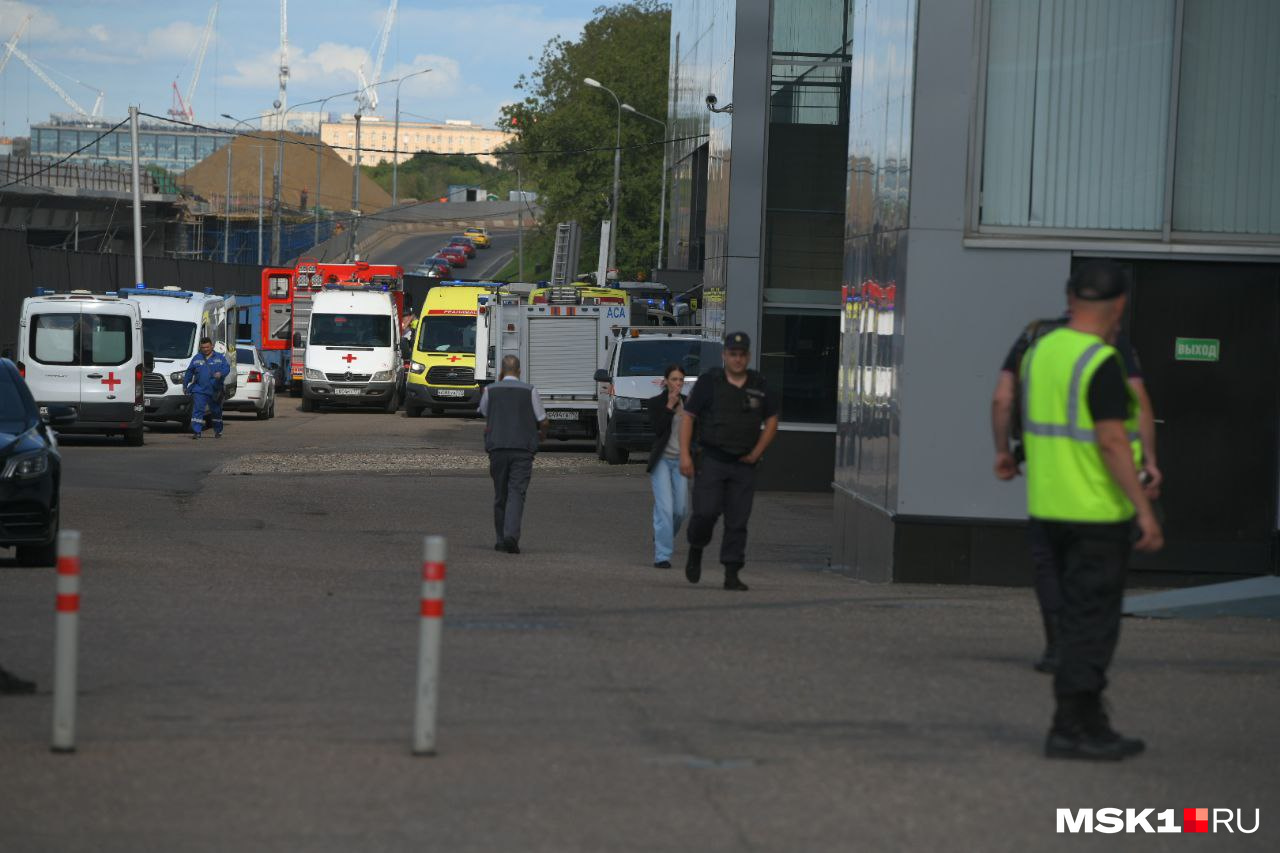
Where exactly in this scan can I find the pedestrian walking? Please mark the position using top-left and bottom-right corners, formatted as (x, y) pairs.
(1018, 260), (1163, 761)
(479, 355), (548, 554)
(992, 313), (1161, 673)
(680, 332), (780, 591)
(647, 365), (689, 569)
(183, 338), (231, 439)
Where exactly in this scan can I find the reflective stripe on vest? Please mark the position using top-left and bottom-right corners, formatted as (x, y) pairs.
(1021, 328), (1141, 523)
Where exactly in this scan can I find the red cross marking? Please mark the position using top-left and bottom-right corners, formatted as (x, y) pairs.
(448, 355), (461, 362)
(342, 353), (358, 363)
(101, 372), (121, 391)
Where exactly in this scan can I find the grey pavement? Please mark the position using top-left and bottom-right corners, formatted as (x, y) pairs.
(1, 404), (1276, 852)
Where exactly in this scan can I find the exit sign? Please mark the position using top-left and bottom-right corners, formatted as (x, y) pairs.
(1175, 338), (1220, 362)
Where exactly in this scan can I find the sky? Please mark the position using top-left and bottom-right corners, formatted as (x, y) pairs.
(0, 0), (600, 137)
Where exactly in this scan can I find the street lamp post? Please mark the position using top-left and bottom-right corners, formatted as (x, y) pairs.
(584, 78), (622, 273)
(392, 68), (433, 207)
(622, 103), (668, 273)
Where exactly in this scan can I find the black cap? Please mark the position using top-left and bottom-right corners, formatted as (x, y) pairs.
(723, 331), (751, 351)
(1067, 260), (1130, 302)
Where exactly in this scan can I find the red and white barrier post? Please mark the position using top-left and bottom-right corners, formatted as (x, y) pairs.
(51, 530), (81, 753)
(413, 535), (446, 756)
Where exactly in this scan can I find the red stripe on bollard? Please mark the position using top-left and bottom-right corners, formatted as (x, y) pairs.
(55, 594), (80, 613)
(421, 599), (444, 618)
(422, 561), (446, 582)
(56, 556), (80, 576)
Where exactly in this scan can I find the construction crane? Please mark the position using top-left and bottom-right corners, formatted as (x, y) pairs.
(0, 14), (31, 77)
(168, 0), (219, 122)
(356, 0), (397, 112)
(274, 0), (289, 117)
(4, 45), (103, 118)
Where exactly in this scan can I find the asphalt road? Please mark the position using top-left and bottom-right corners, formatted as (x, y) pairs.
(374, 227), (520, 282)
(1, 405), (1276, 852)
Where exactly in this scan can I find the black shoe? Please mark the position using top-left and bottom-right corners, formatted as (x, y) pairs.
(0, 666), (36, 695)
(1084, 698), (1145, 757)
(685, 547), (702, 584)
(654, 560), (672, 569)
(1046, 694), (1144, 760)
(191, 433), (200, 440)
(214, 432), (222, 439)
(503, 537), (519, 554)
(723, 563), (749, 591)
(1044, 728), (1129, 761)
(1034, 611), (1061, 673)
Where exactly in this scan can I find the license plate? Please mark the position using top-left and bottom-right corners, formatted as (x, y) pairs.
(436, 389), (465, 398)
(334, 387), (361, 396)
(547, 410), (578, 421)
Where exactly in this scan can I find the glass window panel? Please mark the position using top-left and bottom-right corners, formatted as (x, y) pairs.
(118, 132), (131, 158)
(154, 135), (176, 159)
(138, 133), (157, 158)
(58, 131), (77, 155)
(760, 310), (840, 423)
(1172, 0), (1280, 236)
(83, 314), (131, 366)
(98, 132), (117, 157)
(196, 136), (217, 160)
(176, 135), (196, 162)
(30, 314), (78, 365)
(980, 0), (1175, 230)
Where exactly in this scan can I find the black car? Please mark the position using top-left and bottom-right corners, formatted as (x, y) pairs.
(0, 359), (74, 566)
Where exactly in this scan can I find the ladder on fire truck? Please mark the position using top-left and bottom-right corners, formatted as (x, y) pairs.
(549, 221), (582, 287)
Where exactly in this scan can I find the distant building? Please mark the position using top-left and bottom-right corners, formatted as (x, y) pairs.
(29, 114), (231, 175)
(320, 117), (511, 167)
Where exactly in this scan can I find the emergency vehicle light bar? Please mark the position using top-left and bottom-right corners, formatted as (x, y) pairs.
(119, 287), (196, 299)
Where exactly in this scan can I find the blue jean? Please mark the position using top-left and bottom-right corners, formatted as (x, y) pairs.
(650, 457), (689, 563)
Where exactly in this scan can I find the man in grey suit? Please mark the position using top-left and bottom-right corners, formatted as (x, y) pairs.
(478, 355), (548, 554)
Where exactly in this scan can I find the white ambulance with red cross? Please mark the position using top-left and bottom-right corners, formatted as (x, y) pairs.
(16, 289), (149, 445)
(299, 285), (403, 413)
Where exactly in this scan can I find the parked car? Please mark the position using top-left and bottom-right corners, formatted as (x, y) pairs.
(0, 358), (74, 566)
(463, 227), (490, 248)
(438, 246), (468, 268)
(225, 345), (276, 419)
(448, 236), (478, 258)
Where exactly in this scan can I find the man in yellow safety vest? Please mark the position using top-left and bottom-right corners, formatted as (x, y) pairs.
(1020, 260), (1163, 762)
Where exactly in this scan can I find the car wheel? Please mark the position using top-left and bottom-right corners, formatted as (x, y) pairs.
(384, 392), (400, 414)
(603, 421), (628, 465)
(404, 403), (424, 418)
(124, 425), (145, 447)
(595, 427), (607, 461)
(256, 399), (271, 420)
(300, 396), (315, 413)
(431, 407), (445, 415)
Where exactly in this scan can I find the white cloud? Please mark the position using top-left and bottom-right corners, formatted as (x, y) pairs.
(0, 1), (65, 43)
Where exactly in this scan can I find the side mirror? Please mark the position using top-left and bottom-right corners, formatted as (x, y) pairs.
(44, 405), (78, 427)
(143, 351), (155, 373)
(292, 332), (304, 348)
(593, 369), (611, 383)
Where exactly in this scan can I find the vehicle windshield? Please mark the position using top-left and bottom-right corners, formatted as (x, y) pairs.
(617, 339), (723, 378)
(142, 319), (197, 359)
(419, 316), (476, 353)
(0, 377), (37, 434)
(309, 314), (392, 347)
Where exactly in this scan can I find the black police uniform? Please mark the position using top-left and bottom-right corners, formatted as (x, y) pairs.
(684, 333), (780, 590)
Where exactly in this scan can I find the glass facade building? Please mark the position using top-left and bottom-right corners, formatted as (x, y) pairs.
(673, 0), (1280, 582)
(30, 118), (231, 177)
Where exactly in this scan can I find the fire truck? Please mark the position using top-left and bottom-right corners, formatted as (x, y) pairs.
(259, 259), (405, 395)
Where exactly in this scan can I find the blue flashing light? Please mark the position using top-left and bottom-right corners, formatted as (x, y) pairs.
(204, 287), (214, 295)
(136, 283), (146, 289)
(34, 287), (52, 296)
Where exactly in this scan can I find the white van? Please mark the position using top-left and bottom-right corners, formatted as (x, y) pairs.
(17, 290), (148, 445)
(300, 286), (402, 413)
(119, 286), (237, 426)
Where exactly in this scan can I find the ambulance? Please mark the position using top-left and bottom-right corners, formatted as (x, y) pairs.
(17, 289), (148, 445)
(405, 283), (506, 417)
(120, 286), (237, 427)
(300, 285), (402, 413)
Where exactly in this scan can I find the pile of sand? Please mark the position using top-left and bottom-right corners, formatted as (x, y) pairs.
(182, 132), (392, 214)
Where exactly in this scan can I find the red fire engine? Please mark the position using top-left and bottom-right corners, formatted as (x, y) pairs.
(260, 259), (405, 394)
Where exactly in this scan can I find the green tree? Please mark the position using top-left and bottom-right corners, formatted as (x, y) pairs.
(361, 154), (518, 203)
(500, 1), (670, 280)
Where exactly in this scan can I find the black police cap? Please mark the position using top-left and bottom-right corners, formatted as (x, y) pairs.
(723, 331), (751, 351)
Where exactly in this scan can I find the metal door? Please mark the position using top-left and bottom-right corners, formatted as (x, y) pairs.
(22, 303), (81, 407)
(1127, 260), (1280, 576)
(79, 308), (136, 413)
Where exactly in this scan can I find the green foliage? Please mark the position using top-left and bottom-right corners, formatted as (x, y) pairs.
(361, 154), (518, 203)
(499, 0), (671, 279)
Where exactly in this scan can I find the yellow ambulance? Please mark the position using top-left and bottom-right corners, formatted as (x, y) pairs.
(404, 284), (489, 417)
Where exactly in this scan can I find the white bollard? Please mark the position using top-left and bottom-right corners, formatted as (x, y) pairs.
(51, 530), (81, 754)
(413, 535), (446, 756)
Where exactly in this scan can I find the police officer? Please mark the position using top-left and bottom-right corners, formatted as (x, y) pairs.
(679, 332), (780, 591)
(479, 355), (548, 554)
(1020, 261), (1163, 761)
(992, 313), (1161, 673)
(183, 337), (231, 439)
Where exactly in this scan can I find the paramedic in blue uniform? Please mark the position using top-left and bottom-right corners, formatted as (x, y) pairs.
(183, 338), (231, 439)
